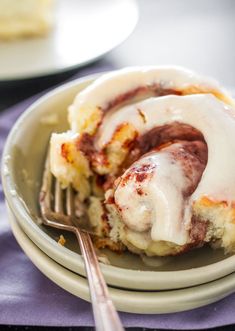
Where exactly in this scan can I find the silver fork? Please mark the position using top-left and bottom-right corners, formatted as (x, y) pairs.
(39, 150), (124, 331)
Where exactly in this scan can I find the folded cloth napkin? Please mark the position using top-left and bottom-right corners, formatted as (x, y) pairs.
(0, 68), (235, 330)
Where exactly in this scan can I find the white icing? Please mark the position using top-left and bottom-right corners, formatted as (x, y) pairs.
(114, 150), (190, 245)
(99, 94), (235, 244)
(69, 66), (226, 132)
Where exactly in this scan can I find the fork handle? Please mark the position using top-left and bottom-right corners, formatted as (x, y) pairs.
(75, 229), (124, 331)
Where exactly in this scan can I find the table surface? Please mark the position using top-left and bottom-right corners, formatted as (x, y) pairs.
(1, 0), (235, 330)
(0, 326), (234, 331)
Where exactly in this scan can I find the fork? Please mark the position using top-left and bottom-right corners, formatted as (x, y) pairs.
(39, 150), (124, 331)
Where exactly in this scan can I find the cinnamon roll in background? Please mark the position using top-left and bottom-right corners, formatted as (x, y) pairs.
(50, 66), (235, 256)
(0, 0), (54, 40)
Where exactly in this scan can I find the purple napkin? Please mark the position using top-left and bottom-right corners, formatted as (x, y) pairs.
(1, 69), (235, 330)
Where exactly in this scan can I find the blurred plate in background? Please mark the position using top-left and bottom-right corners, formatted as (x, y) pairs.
(0, 0), (138, 81)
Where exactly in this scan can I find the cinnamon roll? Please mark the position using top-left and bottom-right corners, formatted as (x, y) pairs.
(0, 0), (54, 40)
(50, 66), (235, 256)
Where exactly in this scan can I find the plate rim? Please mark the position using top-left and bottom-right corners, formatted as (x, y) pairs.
(8, 206), (235, 314)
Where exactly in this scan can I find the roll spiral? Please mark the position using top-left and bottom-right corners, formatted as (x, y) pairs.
(50, 67), (235, 256)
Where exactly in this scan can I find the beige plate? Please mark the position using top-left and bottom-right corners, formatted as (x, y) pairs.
(8, 206), (235, 314)
(2, 74), (235, 291)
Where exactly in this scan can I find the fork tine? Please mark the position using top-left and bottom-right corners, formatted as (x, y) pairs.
(66, 186), (83, 228)
(55, 179), (64, 213)
(66, 185), (74, 216)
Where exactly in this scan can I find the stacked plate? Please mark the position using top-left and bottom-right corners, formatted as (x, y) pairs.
(2, 75), (235, 314)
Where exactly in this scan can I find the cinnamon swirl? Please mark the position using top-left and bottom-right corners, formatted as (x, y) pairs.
(50, 66), (235, 256)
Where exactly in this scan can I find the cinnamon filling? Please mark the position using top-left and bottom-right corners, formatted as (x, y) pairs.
(77, 122), (207, 192)
(103, 85), (183, 113)
(121, 123), (205, 172)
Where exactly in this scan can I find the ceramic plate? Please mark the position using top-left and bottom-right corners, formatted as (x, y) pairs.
(0, 0), (138, 81)
(2, 74), (235, 291)
(8, 206), (235, 314)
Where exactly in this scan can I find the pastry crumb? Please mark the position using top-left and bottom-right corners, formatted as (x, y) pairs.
(97, 254), (111, 265)
(58, 234), (66, 246)
(36, 217), (43, 225)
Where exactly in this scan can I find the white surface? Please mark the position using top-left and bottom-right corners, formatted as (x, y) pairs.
(0, 0), (138, 80)
(108, 0), (235, 88)
(8, 206), (235, 314)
